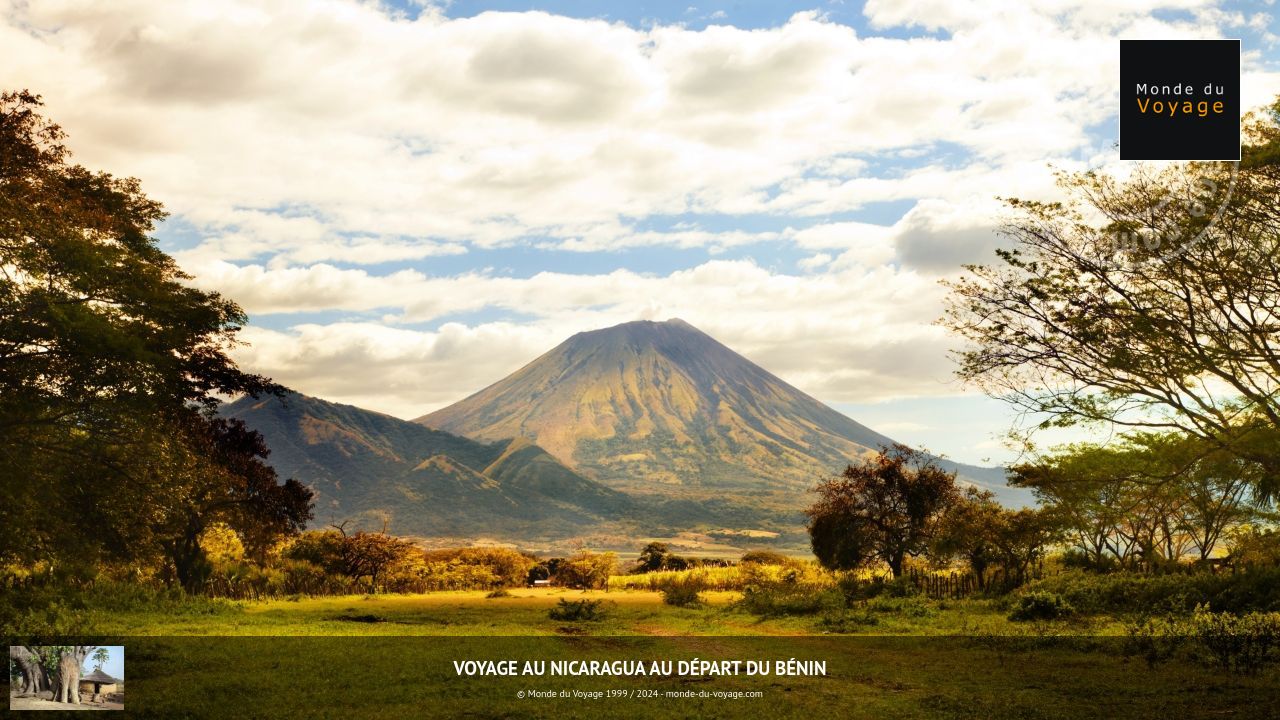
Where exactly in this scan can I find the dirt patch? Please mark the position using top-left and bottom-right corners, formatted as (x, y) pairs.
(9, 693), (122, 711)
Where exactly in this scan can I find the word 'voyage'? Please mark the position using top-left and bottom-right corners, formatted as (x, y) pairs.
(452, 659), (827, 677)
(1135, 98), (1226, 118)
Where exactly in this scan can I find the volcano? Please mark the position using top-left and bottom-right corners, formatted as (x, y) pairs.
(416, 319), (1021, 508)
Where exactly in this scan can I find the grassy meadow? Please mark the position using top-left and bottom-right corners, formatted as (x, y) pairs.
(70, 586), (1118, 637)
(38, 587), (1278, 719)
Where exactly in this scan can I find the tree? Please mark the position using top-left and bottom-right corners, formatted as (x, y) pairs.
(1147, 434), (1262, 561)
(50, 646), (90, 704)
(11, 646), (95, 705)
(942, 100), (1280, 498)
(199, 522), (246, 565)
(9, 646), (49, 697)
(932, 487), (1004, 589)
(338, 529), (412, 590)
(635, 542), (674, 572)
(1012, 433), (1264, 569)
(557, 551), (617, 589)
(806, 445), (959, 577)
(990, 508), (1054, 586)
(1011, 444), (1145, 568)
(933, 487), (1054, 588)
(284, 525), (415, 590)
(0, 90), (312, 574)
(156, 416), (312, 590)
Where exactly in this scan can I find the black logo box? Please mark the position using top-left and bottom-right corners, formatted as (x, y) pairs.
(1120, 39), (1240, 161)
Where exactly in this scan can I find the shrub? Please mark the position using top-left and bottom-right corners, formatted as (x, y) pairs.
(485, 588), (512, 599)
(835, 573), (876, 603)
(1123, 607), (1280, 675)
(1020, 568), (1280, 615)
(739, 586), (843, 616)
(609, 565), (744, 592)
(1189, 605), (1280, 675)
(548, 598), (608, 622)
(1122, 614), (1188, 668)
(740, 550), (793, 566)
(1058, 549), (1118, 573)
(882, 575), (922, 598)
(818, 608), (879, 632)
(1009, 591), (1074, 621)
(867, 595), (934, 618)
(735, 559), (843, 616)
(658, 573), (708, 607)
(426, 547), (538, 588)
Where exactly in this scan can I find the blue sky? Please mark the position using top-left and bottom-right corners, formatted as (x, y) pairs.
(5, 0), (1280, 464)
(83, 647), (125, 681)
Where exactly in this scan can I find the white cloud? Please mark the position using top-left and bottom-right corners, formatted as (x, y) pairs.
(212, 257), (952, 417)
(797, 252), (833, 271)
(5, 0), (1279, 424)
(6, 1), (1271, 261)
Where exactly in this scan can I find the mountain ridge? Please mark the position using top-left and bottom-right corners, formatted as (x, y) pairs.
(417, 318), (1024, 506)
(222, 392), (634, 539)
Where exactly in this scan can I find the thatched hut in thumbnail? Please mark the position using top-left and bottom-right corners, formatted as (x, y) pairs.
(78, 668), (120, 696)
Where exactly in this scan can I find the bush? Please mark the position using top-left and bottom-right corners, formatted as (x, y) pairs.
(882, 575), (922, 598)
(739, 585), (844, 616)
(611, 565), (746, 592)
(658, 573), (708, 607)
(835, 573), (875, 603)
(1009, 591), (1074, 621)
(1021, 568), (1280, 615)
(740, 550), (793, 566)
(1123, 614), (1188, 668)
(1059, 549), (1118, 573)
(548, 598), (608, 622)
(1123, 606), (1280, 675)
(423, 548), (538, 588)
(485, 588), (511, 599)
(735, 560), (844, 616)
(867, 595), (935, 618)
(0, 579), (236, 636)
(818, 608), (879, 632)
(1189, 605), (1280, 674)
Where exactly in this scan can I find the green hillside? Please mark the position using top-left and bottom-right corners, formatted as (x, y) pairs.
(222, 393), (634, 540)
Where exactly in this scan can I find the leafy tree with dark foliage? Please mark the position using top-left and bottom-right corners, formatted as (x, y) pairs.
(934, 488), (1055, 589)
(0, 90), (311, 581)
(635, 542), (674, 572)
(158, 416), (314, 589)
(932, 487), (1004, 589)
(807, 445), (959, 577)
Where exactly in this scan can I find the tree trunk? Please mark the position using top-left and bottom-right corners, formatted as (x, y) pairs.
(9, 647), (49, 696)
(888, 551), (905, 578)
(971, 559), (988, 590)
(50, 647), (88, 704)
(171, 525), (207, 591)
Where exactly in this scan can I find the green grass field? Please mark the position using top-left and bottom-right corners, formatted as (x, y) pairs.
(34, 587), (1278, 719)
(107, 633), (1280, 720)
(79, 587), (1122, 637)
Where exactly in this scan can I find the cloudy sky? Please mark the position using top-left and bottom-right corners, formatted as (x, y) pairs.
(5, 0), (1280, 464)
